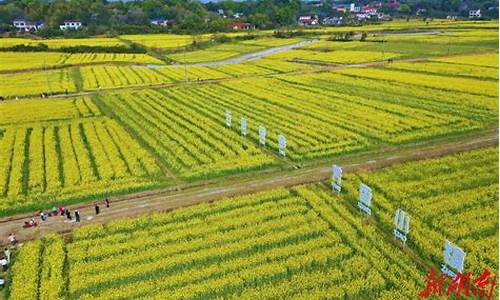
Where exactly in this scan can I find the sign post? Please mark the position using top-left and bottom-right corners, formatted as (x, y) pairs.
(225, 110), (232, 128)
(241, 117), (247, 136)
(358, 183), (372, 215)
(331, 165), (342, 194)
(278, 135), (286, 157)
(258, 125), (266, 146)
(393, 209), (410, 242)
(441, 240), (465, 278)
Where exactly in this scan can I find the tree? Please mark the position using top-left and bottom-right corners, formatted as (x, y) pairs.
(399, 4), (411, 14)
(249, 13), (271, 29)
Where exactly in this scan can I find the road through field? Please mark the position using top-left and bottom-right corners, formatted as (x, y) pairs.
(1, 127), (497, 244)
(182, 39), (319, 66)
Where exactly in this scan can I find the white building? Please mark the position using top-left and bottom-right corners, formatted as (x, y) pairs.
(350, 3), (361, 12)
(150, 18), (168, 27)
(297, 15), (319, 26)
(468, 9), (482, 18)
(59, 20), (82, 30)
(13, 18), (44, 32)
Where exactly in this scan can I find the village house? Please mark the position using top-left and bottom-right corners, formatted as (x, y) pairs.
(362, 5), (378, 15)
(59, 20), (83, 30)
(323, 16), (347, 25)
(231, 21), (253, 30)
(150, 18), (169, 27)
(468, 9), (482, 18)
(350, 3), (361, 13)
(297, 15), (319, 26)
(13, 18), (44, 32)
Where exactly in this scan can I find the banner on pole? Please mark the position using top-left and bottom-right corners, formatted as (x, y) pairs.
(358, 183), (372, 215)
(278, 135), (286, 157)
(332, 165), (342, 193)
(393, 209), (410, 242)
(258, 125), (266, 146)
(241, 117), (247, 136)
(225, 110), (232, 128)
(442, 240), (465, 278)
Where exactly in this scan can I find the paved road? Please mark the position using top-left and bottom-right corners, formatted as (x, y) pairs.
(3, 128), (497, 244)
(178, 39), (319, 67)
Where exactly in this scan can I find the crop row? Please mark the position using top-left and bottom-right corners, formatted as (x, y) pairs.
(80, 59), (316, 91)
(10, 181), (432, 299)
(0, 52), (163, 72)
(267, 49), (401, 64)
(99, 89), (276, 179)
(0, 118), (162, 215)
(346, 147), (498, 276)
(10, 235), (66, 300)
(0, 97), (99, 126)
(0, 68), (76, 98)
(9, 147), (498, 299)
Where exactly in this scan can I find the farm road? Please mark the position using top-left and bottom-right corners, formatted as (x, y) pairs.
(177, 39), (319, 67)
(1, 127), (497, 244)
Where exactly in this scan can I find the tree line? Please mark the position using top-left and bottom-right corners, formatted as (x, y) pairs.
(0, 0), (497, 37)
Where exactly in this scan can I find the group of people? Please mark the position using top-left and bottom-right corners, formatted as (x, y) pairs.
(0, 236), (18, 287)
(23, 198), (111, 229)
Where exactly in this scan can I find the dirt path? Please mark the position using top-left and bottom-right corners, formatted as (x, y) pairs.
(3, 128), (497, 244)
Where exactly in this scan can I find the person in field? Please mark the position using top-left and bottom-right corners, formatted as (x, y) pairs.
(7, 234), (17, 246)
(94, 203), (100, 215)
(3, 249), (10, 263)
(0, 257), (8, 272)
(27, 218), (37, 227)
(59, 206), (65, 217)
(75, 210), (80, 223)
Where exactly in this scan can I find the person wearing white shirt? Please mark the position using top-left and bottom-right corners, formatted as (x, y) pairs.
(0, 258), (8, 272)
(3, 249), (10, 263)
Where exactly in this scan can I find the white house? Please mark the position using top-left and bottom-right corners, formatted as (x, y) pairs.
(297, 15), (319, 26)
(13, 18), (44, 32)
(59, 20), (82, 30)
(468, 9), (482, 18)
(150, 18), (169, 27)
(350, 3), (361, 12)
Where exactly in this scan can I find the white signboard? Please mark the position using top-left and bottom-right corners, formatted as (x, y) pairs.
(258, 125), (266, 146)
(278, 135), (286, 157)
(331, 165), (342, 193)
(393, 209), (410, 242)
(358, 183), (372, 215)
(225, 110), (232, 128)
(442, 240), (465, 277)
(241, 117), (247, 136)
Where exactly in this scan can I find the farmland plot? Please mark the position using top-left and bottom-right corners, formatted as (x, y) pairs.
(0, 97), (162, 215)
(98, 89), (277, 180)
(11, 186), (428, 300)
(12, 147), (497, 299)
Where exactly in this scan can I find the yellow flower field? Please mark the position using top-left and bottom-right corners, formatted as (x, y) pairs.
(0, 52), (164, 72)
(9, 147), (498, 299)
